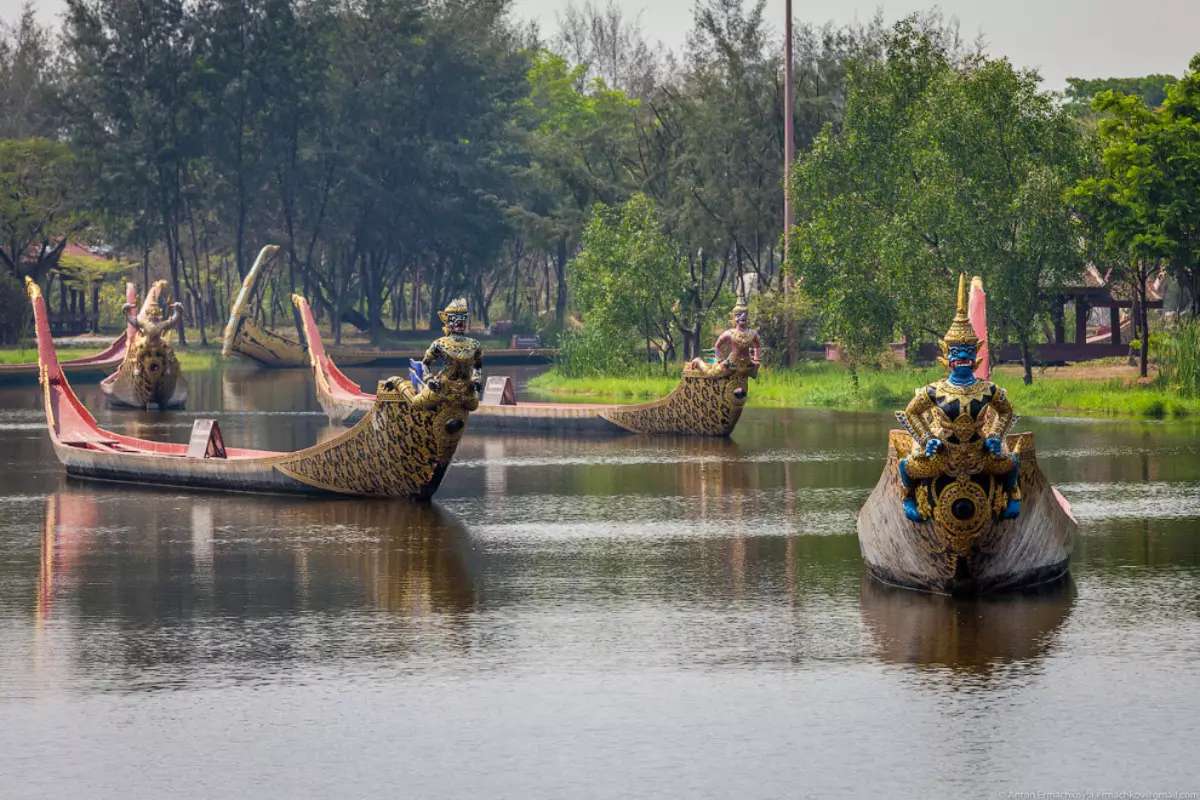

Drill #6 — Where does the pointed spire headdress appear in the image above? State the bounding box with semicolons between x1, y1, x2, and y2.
730;276;749;323
941;274;980;348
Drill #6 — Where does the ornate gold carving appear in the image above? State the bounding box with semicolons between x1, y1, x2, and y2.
104;281;186;409
273;374;469;498
932;477;992;554
600;369;752;435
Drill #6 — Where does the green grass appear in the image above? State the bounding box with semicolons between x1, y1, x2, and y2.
1;343;225;370
527;362;1200;419
0;346;49;364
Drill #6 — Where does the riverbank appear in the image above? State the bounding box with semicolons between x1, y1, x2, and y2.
0;344;225;370
527;362;1200;419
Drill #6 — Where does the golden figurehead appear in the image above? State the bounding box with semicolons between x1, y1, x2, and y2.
409;297;483;411
102;280;187;409
896;274;1020;525
689;290;761;377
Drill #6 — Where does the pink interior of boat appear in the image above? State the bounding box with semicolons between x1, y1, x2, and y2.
32;287;276;460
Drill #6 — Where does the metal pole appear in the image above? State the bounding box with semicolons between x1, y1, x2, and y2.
783;0;797;366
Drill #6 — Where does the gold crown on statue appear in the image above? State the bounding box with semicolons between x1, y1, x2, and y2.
730;290;749;323
941;274;980;348
938;273;983;369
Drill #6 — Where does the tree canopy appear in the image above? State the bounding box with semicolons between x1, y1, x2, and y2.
789;16;1087;383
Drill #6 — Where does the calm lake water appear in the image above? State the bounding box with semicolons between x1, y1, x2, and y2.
1;365;1198;799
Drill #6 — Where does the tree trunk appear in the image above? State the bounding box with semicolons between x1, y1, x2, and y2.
1138;267;1150;379
1019;333;1034;385
427;259;445;331
555;237;568;329
410;268;420;332
91;285;100;333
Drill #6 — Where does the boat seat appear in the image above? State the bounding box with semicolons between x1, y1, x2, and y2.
60;428;122;449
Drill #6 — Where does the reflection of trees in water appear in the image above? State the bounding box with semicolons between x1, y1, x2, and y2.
858;575;1075;676
453;433;869;609
220;368;317;413
36;488;479;676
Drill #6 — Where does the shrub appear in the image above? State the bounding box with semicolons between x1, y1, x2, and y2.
1157;319;1200;396
555;326;639;378
748;290;810;367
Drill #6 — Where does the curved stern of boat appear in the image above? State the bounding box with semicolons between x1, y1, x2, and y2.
598;365;756;436
273;376;470;499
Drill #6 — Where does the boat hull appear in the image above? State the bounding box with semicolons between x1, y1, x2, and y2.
47;377;468;499
297;285;753;436
51;399;461;498
319;371;753;436
29;276;471;500
856;431;1076;595
0;332;130;384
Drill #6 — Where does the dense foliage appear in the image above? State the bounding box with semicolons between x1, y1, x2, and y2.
0;0;1197;388
0;0;883;351
788;17;1088;383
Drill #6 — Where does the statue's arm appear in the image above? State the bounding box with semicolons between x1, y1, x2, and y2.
164;302;184;330
714;330;732;362
122;303;140;331
751;331;761;363
984;387;1014;441
904;389;935;445
472;346;484;389
422;340;441;368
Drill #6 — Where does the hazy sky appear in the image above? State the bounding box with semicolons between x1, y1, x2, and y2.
5;0;1196;91
513;0;1199;90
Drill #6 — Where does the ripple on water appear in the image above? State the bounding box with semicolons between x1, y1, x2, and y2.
0;494;45;504
1042;444;1200;460
452;448;876;469
1056;481;1200;521
445;487;866;543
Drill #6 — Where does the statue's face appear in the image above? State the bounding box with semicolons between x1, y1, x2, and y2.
734;310;748;328
947;343;976;375
446;312;468;334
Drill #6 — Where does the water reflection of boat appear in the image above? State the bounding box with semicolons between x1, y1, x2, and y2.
859;575;1074;672
221;245;553;368
27;278;470;499
295;293;754;437
0;283;137;384
37;488;479;620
